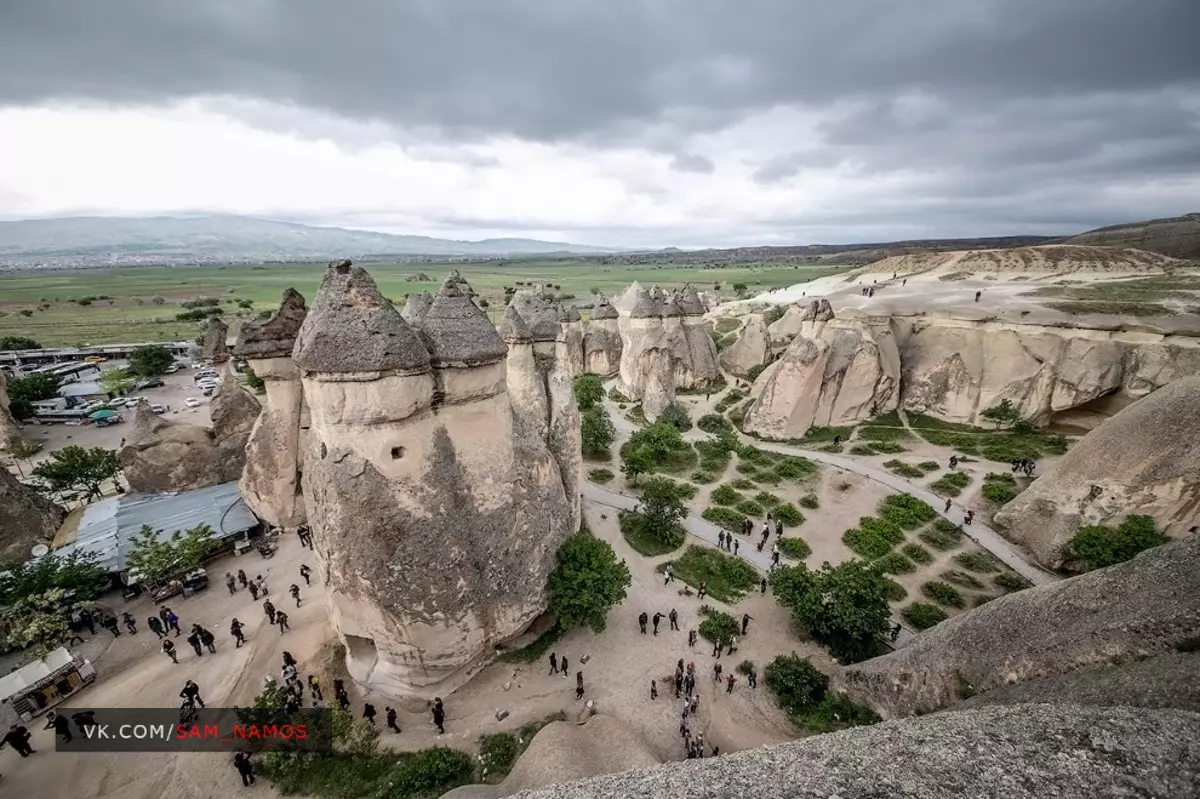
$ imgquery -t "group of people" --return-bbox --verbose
[1011,458,1037,477]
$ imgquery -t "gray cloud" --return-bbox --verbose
[670,153,715,174]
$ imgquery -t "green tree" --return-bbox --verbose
[581,406,615,456]
[1069,515,1165,571]
[572,374,605,411]
[6,437,43,477]
[6,372,62,420]
[242,365,266,393]
[0,550,108,605]
[658,403,692,431]
[99,368,133,396]
[621,448,653,485]
[128,344,175,377]
[637,476,689,544]
[125,523,217,584]
[0,336,41,350]
[774,560,891,663]
[0,589,74,656]
[546,534,631,633]
[31,445,121,502]
[980,399,1022,428]
[764,653,829,715]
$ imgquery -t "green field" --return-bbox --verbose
[0,259,847,346]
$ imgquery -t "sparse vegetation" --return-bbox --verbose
[954,552,1003,573]
[930,470,971,497]
[940,569,985,590]
[920,519,964,551]
[903,602,949,630]
[901,542,934,565]
[884,459,924,478]
[1069,515,1165,571]
[777,537,812,560]
[660,546,759,603]
[922,580,966,608]
[993,572,1033,593]
[587,468,614,484]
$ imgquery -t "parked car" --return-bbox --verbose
[165,364,182,374]
[185,397,202,408]
[140,378,165,389]
[150,404,167,414]
[201,386,215,396]
[109,397,128,407]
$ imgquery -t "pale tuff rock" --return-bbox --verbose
[718,314,771,377]
[832,534,1200,719]
[208,382,261,478]
[583,294,622,376]
[895,317,1200,427]
[767,299,833,348]
[235,289,309,529]
[400,291,434,326]
[616,283,719,409]
[296,262,576,698]
[120,404,239,492]
[992,376,1200,569]
[201,316,230,364]
[556,304,586,377]
[0,467,64,563]
[0,371,26,448]
[743,308,900,439]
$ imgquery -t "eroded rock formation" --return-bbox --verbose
[235,288,309,529]
[201,316,230,363]
[0,371,25,449]
[0,468,64,562]
[120,404,240,492]
[582,293,622,376]
[718,314,771,377]
[766,298,834,348]
[992,376,1200,569]
[208,383,261,488]
[743,306,900,439]
[295,263,576,698]
[832,533,1200,719]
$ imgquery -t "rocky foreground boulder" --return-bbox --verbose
[208,382,261,483]
[294,263,577,698]
[201,316,229,363]
[120,404,241,492]
[993,375,1200,569]
[0,468,64,562]
[717,314,770,377]
[831,534,1200,719]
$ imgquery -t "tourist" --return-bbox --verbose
[161,638,178,663]
[674,672,683,697]
[386,706,401,733]
[199,626,217,653]
[652,612,664,635]
[237,569,249,588]
[231,618,246,647]
[891,623,902,642]
[664,564,674,585]
[45,713,71,743]
[717,531,726,550]
[771,551,780,569]
[300,564,312,586]
[712,639,721,657]
[741,613,753,635]
[103,615,121,637]
[685,671,695,697]
[225,573,237,594]
[255,574,268,597]
[362,703,377,724]
[575,671,585,700]
[698,582,708,600]
[726,673,736,693]
[760,577,768,594]
[688,629,698,648]
[122,611,138,634]
[336,690,351,711]
[308,675,323,701]
[949,455,959,470]
[944,498,952,513]
[248,581,260,600]
[233,751,255,787]
[638,611,648,634]
[669,608,679,631]
[965,510,975,526]
[975,290,982,302]
[733,539,740,555]
[298,526,313,549]
[276,610,290,634]
[833,434,841,446]
[166,609,181,636]
[263,599,276,625]
[282,651,297,668]
[180,680,205,708]
[727,635,737,656]
[650,680,658,700]
[713,662,723,682]
[776,520,783,537]
[290,583,301,607]
[148,615,165,638]
[681,697,689,720]
[690,693,700,715]
[186,629,203,657]
[549,652,559,675]
[7,722,37,754]
[431,697,446,734]
[748,666,758,689]
[80,608,96,636]
[560,656,569,677]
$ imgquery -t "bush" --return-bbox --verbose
[690,470,718,484]
[940,569,984,590]
[745,364,766,383]
[735,461,760,477]
[697,413,732,434]
[873,552,915,574]
[921,580,965,608]
[662,546,760,603]
[735,498,765,517]
[878,493,938,529]
[798,493,820,510]
[982,481,1019,504]
[859,516,905,544]
[850,444,878,456]
[710,484,744,506]
[771,561,891,663]
[903,602,949,630]
[620,423,696,477]
[697,605,740,644]
[920,519,964,551]
[993,572,1032,593]
[883,578,907,602]
[954,552,1002,573]
[731,478,755,490]
[869,441,908,454]
[843,525,896,559]
[587,468,614,484]
[754,490,781,508]
[773,503,805,527]
[736,659,755,675]
[930,471,971,497]
[572,374,605,411]
[777,537,812,560]
[901,542,933,565]
[1069,515,1165,571]
[701,506,747,533]
[884,459,924,478]
[478,732,522,782]
[764,654,828,715]
[772,456,819,481]
[918,461,940,472]
[175,307,223,321]
[658,403,692,432]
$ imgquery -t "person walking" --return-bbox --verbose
[944,497,952,513]
[308,675,323,701]
[688,629,697,648]
[181,680,205,708]
[225,573,237,595]
[44,712,71,743]
[548,652,559,675]
[122,611,138,634]
[237,569,249,589]
[663,565,674,585]
[255,574,268,597]
[748,666,758,689]
[965,510,975,526]
[668,609,679,631]
[80,607,96,636]
[103,615,121,637]
[717,531,726,551]
[362,703,377,724]
[760,577,768,594]
[300,564,312,586]
[161,638,178,663]
[638,611,648,634]
[289,584,301,607]
[148,615,165,638]
[184,627,202,656]
[685,671,695,698]
[560,656,568,678]
[575,671,585,700]
[199,626,217,653]
[248,580,260,601]
[775,520,783,537]
[697,582,707,600]
[741,613,753,635]
[726,673,736,694]
[233,751,255,787]
[727,635,738,656]
[674,672,683,698]
[650,680,658,700]
[166,609,181,637]
[263,600,276,626]
[386,707,401,734]
[652,612,664,635]
[733,539,739,556]
[276,610,290,634]
[336,690,351,711]
[5,723,37,754]
[713,662,723,682]
[231,618,246,647]
[431,698,446,735]
[712,638,721,657]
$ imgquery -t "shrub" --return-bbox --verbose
[878,493,938,529]
[735,461,760,477]
[771,560,892,663]
[994,572,1032,593]
[690,471,718,484]
[697,605,740,644]
[736,659,755,675]
[754,490,782,508]
[658,403,692,432]
[607,387,631,403]
[982,481,1019,504]
[572,374,605,411]
[175,307,223,321]
[587,468,614,484]
[930,471,971,497]
[843,526,895,560]
[859,516,905,544]
[701,506,747,533]
[735,498,764,517]
[918,461,940,472]
[1069,515,1165,571]
[764,654,828,715]
[662,546,760,603]
[985,472,1017,484]
[858,425,912,442]
[850,444,878,456]
[884,459,924,478]
[801,425,853,443]
[940,569,984,590]
[819,443,844,453]
[903,602,949,630]
[773,456,819,481]
[777,537,812,560]
[547,534,632,633]
[697,413,732,434]
[921,580,965,608]
[883,578,907,602]
[868,441,908,454]
[710,484,744,506]
[920,520,964,551]
[620,422,696,477]
[873,552,915,574]
[773,504,805,527]
[954,552,1002,573]
[799,493,820,510]
[901,543,933,565]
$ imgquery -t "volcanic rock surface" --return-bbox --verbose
[119,404,239,492]
[583,293,622,376]
[0,467,64,562]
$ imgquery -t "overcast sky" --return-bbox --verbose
[1,0,1198,248]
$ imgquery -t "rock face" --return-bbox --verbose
[201,317,230,363]
[832,534,1200,719]
[992,376,1200,569]
[235,289,310,529]
[0,468,64,562]
[0,371,25,448]
[743,306,900,439]
[895,317,1200,427]
[614,283,718,417]
[120,404,238,492]
[718,314,771,377]
[582,293,622,376]
[766,298,834,349]
[295,264,577,698]
[498,704,1200,799]
[208,383,261,485]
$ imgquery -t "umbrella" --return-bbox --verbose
[89,409,118,420]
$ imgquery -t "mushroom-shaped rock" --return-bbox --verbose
[202,317,230,363]
[419,272,507,367]
[498,304,533,344]
[400,291,434,326]
[675,285,706,316]
[292,259,430,374]
[591,293,619,320]
[509,289,563,341]
[235,288,307,359]
[0,467,65,563]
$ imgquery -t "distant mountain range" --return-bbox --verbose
[0,215,618,268]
